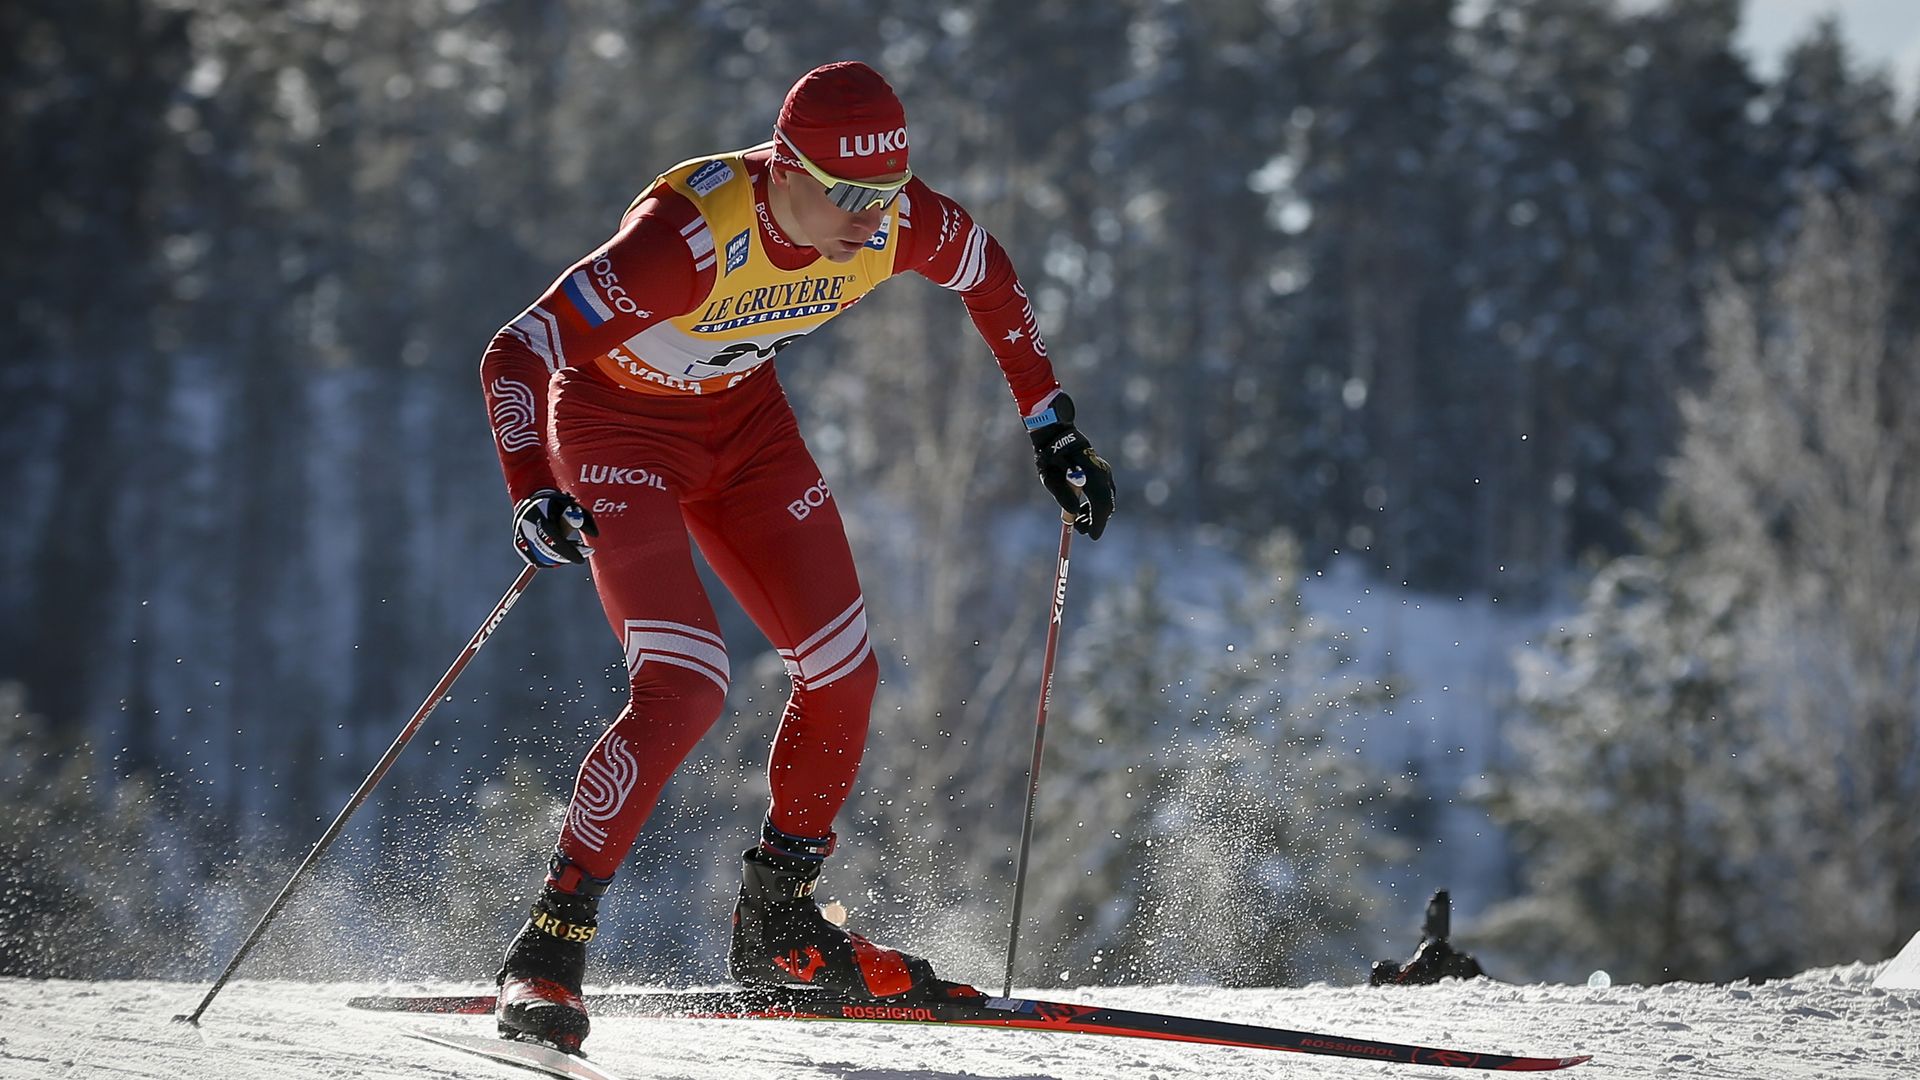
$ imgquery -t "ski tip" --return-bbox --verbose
[1508,1054,1593,1071]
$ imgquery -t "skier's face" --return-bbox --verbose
[772,164,901,263]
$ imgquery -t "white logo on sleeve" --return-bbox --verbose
[489,377,541,453]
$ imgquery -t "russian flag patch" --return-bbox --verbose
[562,270,615,326]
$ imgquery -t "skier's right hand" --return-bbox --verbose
[1026,392,1116,540]
[512,489,598,568]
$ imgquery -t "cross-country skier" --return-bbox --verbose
[478,61,1117,1053]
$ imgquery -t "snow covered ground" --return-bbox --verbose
[3,962,1913,1079]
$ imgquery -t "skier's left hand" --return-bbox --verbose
[1026,392,1116,539]
[511,488,598,567]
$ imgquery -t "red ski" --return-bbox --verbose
[349,985,1590,1071]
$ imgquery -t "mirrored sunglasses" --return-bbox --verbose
[776,130,912,212]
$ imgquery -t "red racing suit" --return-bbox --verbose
[481,143,1062,879]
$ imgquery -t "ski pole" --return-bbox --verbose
[1002,488,1081,997]
[174,562,540,1025]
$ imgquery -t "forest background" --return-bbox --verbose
[3,0,1917,992]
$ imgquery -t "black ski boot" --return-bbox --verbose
[729,821,939,999]
[1368,889,1487,986]
[496,852,612,1054]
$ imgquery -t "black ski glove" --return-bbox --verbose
[1026,392,1116,540]
[512,489,598,568]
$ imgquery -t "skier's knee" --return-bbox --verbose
[622,620,730,713]
[627,662,729,718]
[791,647,877,708]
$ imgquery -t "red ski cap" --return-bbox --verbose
[773,62,909,180]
